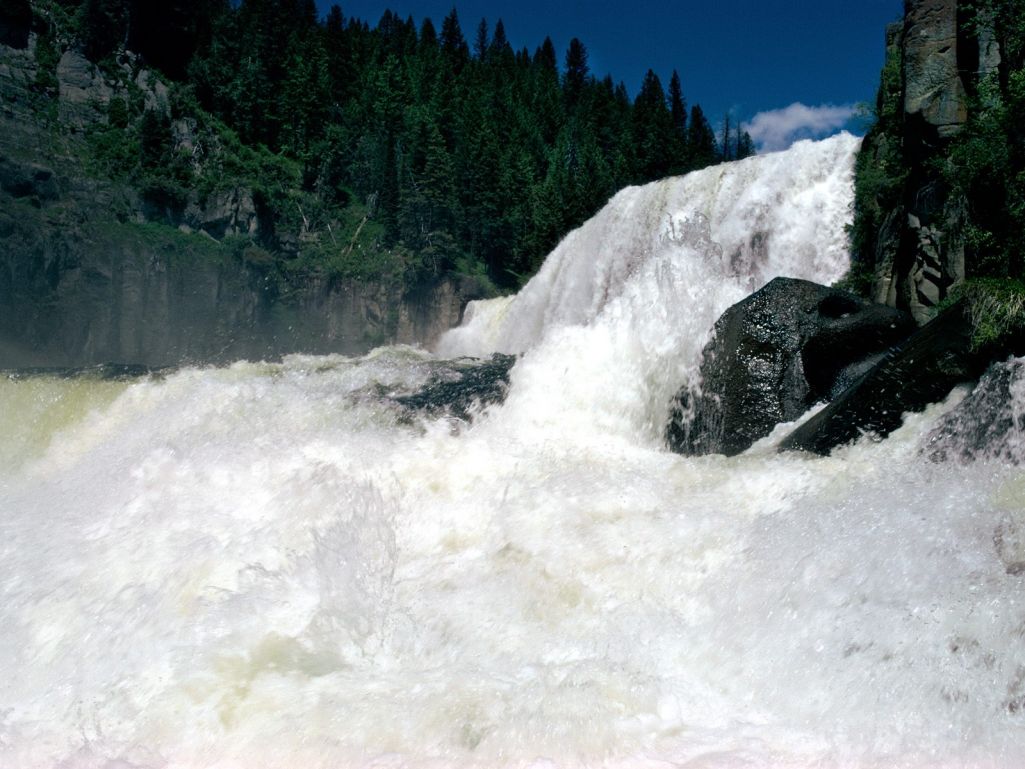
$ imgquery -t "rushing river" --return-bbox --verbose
[3,133,1025,768]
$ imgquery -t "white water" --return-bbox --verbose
[3,133,1025,768]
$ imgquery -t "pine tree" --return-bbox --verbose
[563,37,589,109]
[440,8,468,67]
[473,18,489,60]
[687,104,718,169]
[281,28,330,157]
[419,17,438,49]
[490,20,509,56]
[632,69,673,180]
[720,113,732,161]
[735,125,755,159]
[667,70,688,172]
[534,36,557,73]
[324,5,351,103]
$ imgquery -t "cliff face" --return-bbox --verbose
[0,17,485,368]
[0,183,479,367]
[859,0,1009,323]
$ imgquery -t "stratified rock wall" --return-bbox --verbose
[866,0,1006,323]
[0,184,480,367]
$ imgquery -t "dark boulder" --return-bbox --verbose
[922,357,1025,464]
[392,354,516,422]
[779,301,1025,455]
[667,277,914,456]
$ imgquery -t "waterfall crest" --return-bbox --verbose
[439,132,860,359]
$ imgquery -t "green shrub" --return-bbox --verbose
[947,278,1025,349]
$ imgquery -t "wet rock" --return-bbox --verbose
[666,278,913,456]
[392,354,516,422]
[923,357,1025,463]
[780,301,1025,455]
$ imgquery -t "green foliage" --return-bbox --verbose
[847,38,906,292]
[944,61,1025,280]
[947,278,1025,349]
[32,24,60,93]
[51,0,745,292]
[832,261,877,296]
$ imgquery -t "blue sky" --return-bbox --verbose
[315,0,903,151]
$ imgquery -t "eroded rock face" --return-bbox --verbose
[862,0,986,324]
[666,278,914,457]
[923,357,1025,464]
[56,50,113,126]
[903,0,968,139]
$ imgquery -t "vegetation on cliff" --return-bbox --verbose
[850,0,1025,294]
[13,0,753,292]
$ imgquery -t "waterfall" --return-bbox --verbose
[2,134,1025,768]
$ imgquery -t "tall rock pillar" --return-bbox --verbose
[895,0,968,323]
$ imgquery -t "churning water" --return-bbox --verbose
[3,133,1025,768]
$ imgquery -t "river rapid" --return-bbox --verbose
[2,133,1025,768]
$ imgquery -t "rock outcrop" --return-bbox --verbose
[859,0,1008,323]
[666,278,914,457]
[0,192,485,367]
[392,353,516,422]
[922,357,1025,463]
[903,0,968,140]
[779,302,1025,455]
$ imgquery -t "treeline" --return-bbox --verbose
[33,0,755,286]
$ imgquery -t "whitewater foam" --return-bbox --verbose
[3,135,1025,768]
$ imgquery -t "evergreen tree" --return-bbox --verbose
[632,69,674,180]
[419,17,438,48]
[324,5,352,104]
[440,8,468,67]
[490,20,509,57]
[687,104,718,168]
[534,36,557,73]
[473,18,489,60]
[563,37,589,108]
[720,112,733,161]
[280,28,330,157]
[735,126,755,159]
[667,70,688,172]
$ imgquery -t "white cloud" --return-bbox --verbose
[742,103,857,153]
